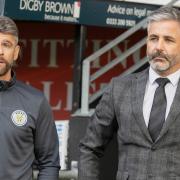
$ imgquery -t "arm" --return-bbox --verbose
[34,97,60,180]
[78,79,117,180]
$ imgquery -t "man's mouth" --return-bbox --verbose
[0,60,6,66]
[0,58,6,63]
[148,51,169,62]
[152,57,166,62]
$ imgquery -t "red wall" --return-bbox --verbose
[15,21,146,120]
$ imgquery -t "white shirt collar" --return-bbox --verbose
[149,66,180,86]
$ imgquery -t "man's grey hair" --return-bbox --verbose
[147,6,180,24]
[0,16,19,42]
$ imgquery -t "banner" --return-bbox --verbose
[3,0,161,28]
[79,0,159,28]
[4,0,79,24]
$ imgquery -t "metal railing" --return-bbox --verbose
[80,0,178,115]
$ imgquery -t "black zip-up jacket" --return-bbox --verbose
[0,72,60,180]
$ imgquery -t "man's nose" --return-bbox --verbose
[0,44,4,55]
[155,40,164,52]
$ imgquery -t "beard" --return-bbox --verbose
[0,58,14,77]
[147,51,172,72]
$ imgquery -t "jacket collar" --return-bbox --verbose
[0,71,16,91]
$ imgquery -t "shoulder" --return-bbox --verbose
[112,68,148,84]
[107,68,149,94]
[13,80,45,102]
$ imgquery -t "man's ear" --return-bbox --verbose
[13,45,20,61]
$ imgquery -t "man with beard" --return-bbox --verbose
[79,6,180,180]
[0,16,60,179]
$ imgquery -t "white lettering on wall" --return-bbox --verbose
[20,38,143,69]
[41,81,62,110]
[43,39,64,67]
[29,39,40,67]
[64,82,73,111]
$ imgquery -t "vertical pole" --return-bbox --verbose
[72,25,87,112]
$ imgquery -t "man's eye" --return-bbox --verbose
[149,37,157,41]
[1,42,12,48]
[165,39,174,43]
